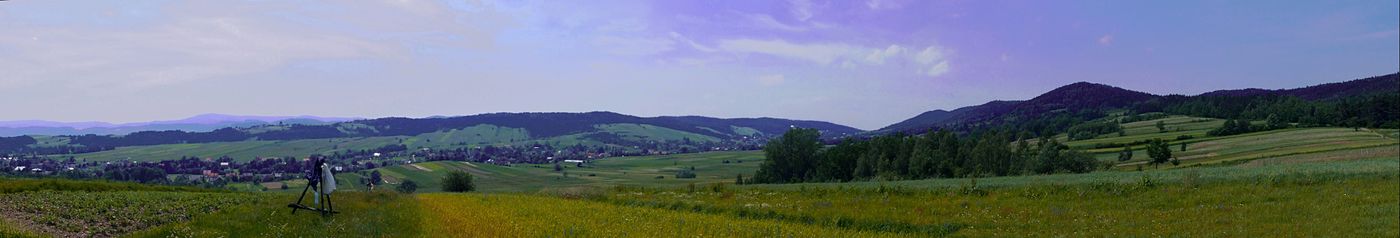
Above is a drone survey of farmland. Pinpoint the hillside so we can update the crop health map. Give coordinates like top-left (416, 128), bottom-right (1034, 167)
top-left (0, 112), bottom-right (863, 159)
top-left (329, 151), bottom-right (763, 193)
top-left (878, 73), bottom-right (1399, 134)
top-left (1198, 73), bottom-right (1399, 100)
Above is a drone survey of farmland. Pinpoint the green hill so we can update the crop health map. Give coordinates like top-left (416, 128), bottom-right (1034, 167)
top-left (335, 151), bottom-right (763, 193)
top-left (42, 124), bottom-right (736, 162)
top-left (1052, 115), bottom-right (1399, 168)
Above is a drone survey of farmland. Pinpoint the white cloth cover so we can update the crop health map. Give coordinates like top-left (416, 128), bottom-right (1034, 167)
top-left (321, 165), bottom-right (337, 194)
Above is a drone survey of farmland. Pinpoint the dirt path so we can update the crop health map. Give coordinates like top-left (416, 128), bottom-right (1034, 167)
top-left (409, 164), bottom-right (433, 172)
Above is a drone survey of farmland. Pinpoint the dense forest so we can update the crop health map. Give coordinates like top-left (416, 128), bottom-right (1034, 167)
top-left (752, 128), bottom-right (1101, 184)
top-left (884, 73), bottom-right (1398, 137)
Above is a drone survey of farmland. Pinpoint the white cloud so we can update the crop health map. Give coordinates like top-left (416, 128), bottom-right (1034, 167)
top-left (0, 17), bottom-right (397, 90)
top-left (668, 32), bottom-right (717, 52)
top-left (789, 0), bottom-right (815, 21)
top-left (718, 39), bottom-right (951, 77)
top-left (866, 0), bottom-right (903, 10)
top-left (745, 13), bottom-right (814, 32)
top-left (0, 0), bottom-right (515, 91)
top-left (718, 39), bottom-right (856, 65)
top-left (913, 46), bottom-right (952, 78)
top-left (914, 46), bottom-right (946, 65)
top-left (863, 45), bottom-right (905, 65)
top-left (757, 74), bottom-right (786, 86)
top-left (922, 61), bottom-right (950, 77)
top-left (592, 35), bottom-right (675, 56)
top-left (1098, 34), bottom-right (1114, 45)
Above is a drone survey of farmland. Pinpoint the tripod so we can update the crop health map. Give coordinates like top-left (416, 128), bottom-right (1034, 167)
top-left (288, 159), bottom-right (338, 216)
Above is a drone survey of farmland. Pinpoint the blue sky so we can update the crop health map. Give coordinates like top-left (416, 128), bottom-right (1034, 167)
top-left (0, 0), bottom-right (1395, 130)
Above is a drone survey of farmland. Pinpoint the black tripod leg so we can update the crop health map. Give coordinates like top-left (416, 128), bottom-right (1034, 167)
top-left (325, 193), bottom-right (334, 215)
top-left (292, 182), bottom-right (312, 214)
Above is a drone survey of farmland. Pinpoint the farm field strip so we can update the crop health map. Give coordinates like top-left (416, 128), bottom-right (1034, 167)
top-left (417, 193), bottom-right (904, 237)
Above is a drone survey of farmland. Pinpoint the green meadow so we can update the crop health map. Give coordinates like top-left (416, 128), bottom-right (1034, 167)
top-left (334, 151), bottom-right (763, 193)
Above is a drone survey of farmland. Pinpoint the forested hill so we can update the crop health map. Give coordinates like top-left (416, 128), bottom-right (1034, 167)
top-left (878, 73), bottom-right (1400, 135)
top-left (0, 112), bottom-right (862, 155)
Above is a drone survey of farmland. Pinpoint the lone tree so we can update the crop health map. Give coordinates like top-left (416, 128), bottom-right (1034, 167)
top-left (370, 170), bottom-right (383, 185)
top-left (754, 128), bottom-right (822, 183)
top-left (1266, 113), bottom-right (1287, 130)
top-left (1146, 139), bottom-right (1173, 168)
top-left (397, 179), bottom-right (419, 194)
top-left (1117, 146), bottom-right (1134, 162)
top-left (441, 171), bottom-right (475, 192)
top-left (1156, 121), bottom-right (1167, 133)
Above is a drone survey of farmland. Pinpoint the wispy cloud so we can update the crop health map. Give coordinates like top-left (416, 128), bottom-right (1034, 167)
top-left (744, 13), bottom-right (821, 32)
top-left (718, 39), bottom-right (856, 65)
top-left (757, 74), bottom-right (786, 86)
top-left (0, 0), bottom-right (515, 91)
top-left (1097, 34), bottom-right (1115, 45)
top-left (789, 0), bottom-right (815, 21)
top-left (716, 39), bottom-right (950, 77)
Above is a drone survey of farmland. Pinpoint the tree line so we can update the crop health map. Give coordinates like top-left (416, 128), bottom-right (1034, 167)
top-left (753, 128), bottom-right (1101, 184)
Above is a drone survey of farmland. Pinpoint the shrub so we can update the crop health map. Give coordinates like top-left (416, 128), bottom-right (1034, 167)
top-left (441, 171), bottom-right (475, 192)
top-left (675, 169), bottom-right (697, 179)
top-left (397, 179), bottom-right (418, 194)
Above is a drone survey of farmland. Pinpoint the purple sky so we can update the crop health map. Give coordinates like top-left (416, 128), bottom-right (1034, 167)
top-left (1, 0), bottom-right (1396, 130)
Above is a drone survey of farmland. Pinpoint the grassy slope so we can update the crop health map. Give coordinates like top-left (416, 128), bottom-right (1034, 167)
top-left (4, 157), bottom-right (1395, 237)
top-left (1054, 115), bottom-right (1398, 168)
top-left (46, 137), bottom-right (404, 162)
top-left (132, 191), bottom-right (422, 237)
top-left (594, 123), bottom-right (721, 142)
top-left (335, 151), bottom-right (764, 193)
top-left (607, 164), bottom-right (1399, 237)
top-left (42, 123), bottom-right (731, 162)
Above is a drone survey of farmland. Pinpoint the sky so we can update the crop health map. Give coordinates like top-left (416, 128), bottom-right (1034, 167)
top-left (0, 0), bottom-right (1396, 130)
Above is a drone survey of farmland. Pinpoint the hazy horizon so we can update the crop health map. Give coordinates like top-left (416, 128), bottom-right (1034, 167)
top-left (2, 0), bottom-right (1396, 130)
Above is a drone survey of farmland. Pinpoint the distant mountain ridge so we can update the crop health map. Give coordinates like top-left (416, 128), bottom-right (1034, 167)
top-left (0, 114), bottom-right (360, 136)
top-left (1196, 74), bottom-right (1399, 100)
top-left (878, 73), bottom-right (1399, 134)
top-left (0, 111), bottom-right (864, 155)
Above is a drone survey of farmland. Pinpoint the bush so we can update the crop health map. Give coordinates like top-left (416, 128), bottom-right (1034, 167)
top-left (441, 171), bottom-right (475, 192)
top-left (1066, 121), bottom-right (1122, 141)
top-left (675, 169), bottom-right (697, 179)
top-left (397, 179), bottom-right (418, 194)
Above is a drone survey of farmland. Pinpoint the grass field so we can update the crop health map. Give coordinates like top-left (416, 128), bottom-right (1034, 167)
top-left (602, 166), bottom-right (1398, 236)
top-left (3, 155), bottom-right (1396, 237)
top-left (0, 179), bottom-right (264, 237)
top-left (335, 151), bottom-right (764, 193)
top-left (5, 114), bottom-right (1397, 236)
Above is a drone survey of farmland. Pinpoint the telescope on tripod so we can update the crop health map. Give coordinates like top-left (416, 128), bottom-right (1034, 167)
top-left (288, 158), bottom-right (339, 216)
